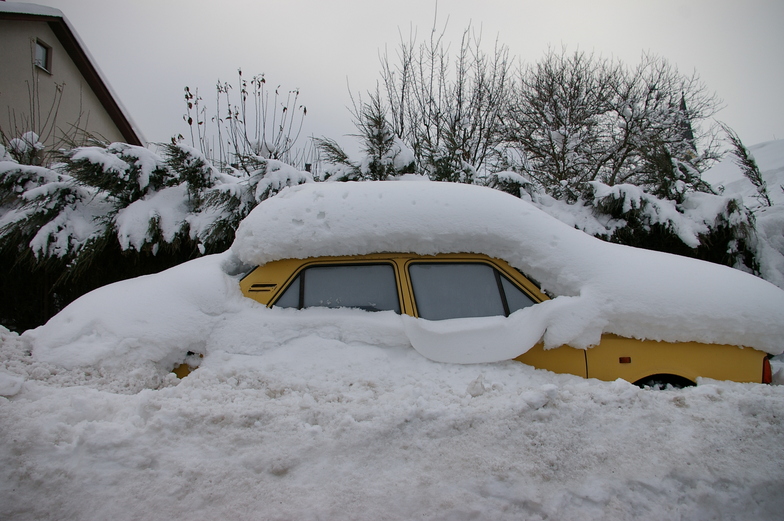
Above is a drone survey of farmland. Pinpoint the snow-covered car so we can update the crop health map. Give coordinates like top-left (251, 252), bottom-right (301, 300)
top-left (239, 254), bottom-right (769, 386)
top-left (233, 179), bottom-right (784, 386)
top-left (25, 178), bottom-right (784, 388)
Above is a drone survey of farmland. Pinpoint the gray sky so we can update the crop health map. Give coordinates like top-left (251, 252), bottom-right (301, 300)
top-left (17, 0), bottom-right (784, 156)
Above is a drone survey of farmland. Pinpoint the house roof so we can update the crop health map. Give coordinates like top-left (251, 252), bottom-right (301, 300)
top-left (0, 2), bottom-right (144, 146)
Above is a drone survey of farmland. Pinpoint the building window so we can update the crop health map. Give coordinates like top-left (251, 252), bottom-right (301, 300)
top-left (34, 39), bottom-right (52, 73)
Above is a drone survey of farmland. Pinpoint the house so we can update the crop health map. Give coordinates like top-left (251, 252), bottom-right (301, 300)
top-left (0, 1), bottom-right (143, 162)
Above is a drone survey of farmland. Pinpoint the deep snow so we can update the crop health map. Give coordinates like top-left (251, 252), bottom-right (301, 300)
top-left (2, 323), bottom-right (784, 520)
top-left (2, 145), bottom-right (784, 520)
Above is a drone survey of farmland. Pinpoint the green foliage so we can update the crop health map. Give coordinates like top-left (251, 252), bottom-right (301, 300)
top-left (316, 89), bottom-right (416, 181)
top-left (587, 183), bottom-right (757, 272)
top-left (355, 90), bottom-right (401, 181)
top-left (63, 142), bottom-right (176, 205)
top-left (484, 171), bottom-right (534, 199)
top-left (161, 143), bottom-right (219, 205)
top-left (633, 144), bottom-right (715, 204)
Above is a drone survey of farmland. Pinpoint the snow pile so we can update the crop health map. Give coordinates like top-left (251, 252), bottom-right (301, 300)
top-left (234, 180), bottom-right (784, 355)
top-left (3, 323), bottom-right (784, 520)
top-left (25, 254), bottom-right (244, 377)
top-left (18, 179), bottom-right (784, 376)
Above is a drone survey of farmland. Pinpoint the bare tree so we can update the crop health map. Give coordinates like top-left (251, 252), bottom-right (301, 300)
top-left (1, 38), bottom-right (98, 166)
top-left (504, 49), bottom-right (722, 201)
top-left (504, 49), bottom-right (616, 200)
top-left (378, 18), bottom-right (511, 181)
top-left (181, 70), bottom-right (309, 172)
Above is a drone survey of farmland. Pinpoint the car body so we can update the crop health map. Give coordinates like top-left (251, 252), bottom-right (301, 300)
top-left (240, 251), bottom-right (772, 386)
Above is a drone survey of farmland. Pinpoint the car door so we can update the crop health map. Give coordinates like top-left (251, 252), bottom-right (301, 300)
top-left (402, 256), bottom-right (588, 378)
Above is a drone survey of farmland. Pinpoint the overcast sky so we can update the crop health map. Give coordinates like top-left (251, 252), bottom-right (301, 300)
top-left (16, 0), bottom-right (784, 158)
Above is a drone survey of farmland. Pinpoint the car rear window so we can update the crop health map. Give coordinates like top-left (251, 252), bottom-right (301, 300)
top-left (274, 264), bottom-right (400, 313)
top-left (409, 262), bottom-right (535, 320)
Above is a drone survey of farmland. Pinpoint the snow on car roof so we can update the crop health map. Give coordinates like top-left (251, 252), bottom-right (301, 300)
top-left (233, 179), bottom-right (784, 355)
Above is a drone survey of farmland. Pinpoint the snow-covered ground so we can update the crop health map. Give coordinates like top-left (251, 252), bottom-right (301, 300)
top-left (2, 146), bottom-right (784, 520)
top-left (2, 322), bottom-right (784, 520)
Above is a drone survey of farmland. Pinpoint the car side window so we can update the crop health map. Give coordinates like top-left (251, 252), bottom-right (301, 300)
top-left (274, 264), bottom-right (400, 313)
top-left (500, 275), bottom-right (536, 314)
top-left (408, 262), bottom-right (535, 320)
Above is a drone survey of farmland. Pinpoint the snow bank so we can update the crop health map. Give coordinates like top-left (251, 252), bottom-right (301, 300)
top-left (25, 254), bottom-right (246, 376)
top-left (22, 178), bottom-right (784, 375)
top-left (7, 171), bottom-right (784, 520)
top-left (234, 180), bottom-right (784, 355)
top-left (3, 322), bottom-right (784, 521)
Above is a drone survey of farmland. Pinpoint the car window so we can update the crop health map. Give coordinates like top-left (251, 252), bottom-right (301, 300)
top-left (274, 264), bottom-right (400, 313)
top-left (409, 262), bottom-right (535, 320)
top-left (500, 274), bottom-right (536, 313)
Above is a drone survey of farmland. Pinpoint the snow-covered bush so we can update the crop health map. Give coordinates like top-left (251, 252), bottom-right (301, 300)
top-left (181, 70), bottom-right (311, 172)
top-left (586, 182), bottom-right (756, 271)
top-left (158, 143), bottom-right (219, 205)
top-left (485, 170), bottom-right (535, 200)
top-left (64, 142), bottom-right (176, 205)
top-left (6, 131), bottom-right (45, 165)
top-left (192, 155), bottom-right (313, 250)
top-left (316, 90), bottom-right (416, 181)
top-left (0, 140), bottom-right (312, 330)
top-left (702, 139), bottom-right (784, 289)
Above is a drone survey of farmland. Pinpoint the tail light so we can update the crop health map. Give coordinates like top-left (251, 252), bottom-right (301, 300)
top-left (762, 357), bottom-right (772, 384)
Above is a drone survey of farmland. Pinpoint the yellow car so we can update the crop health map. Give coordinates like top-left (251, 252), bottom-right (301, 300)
top-left (240, 251), bottom-right (772, 387)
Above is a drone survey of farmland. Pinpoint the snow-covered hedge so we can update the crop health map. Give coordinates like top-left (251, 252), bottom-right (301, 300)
top-left (0, 142), bottom-right (313, 260)
top-left (0, 141), bottom-right (313, 330)
top-left (2, 137), bottom-right (783, 333)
